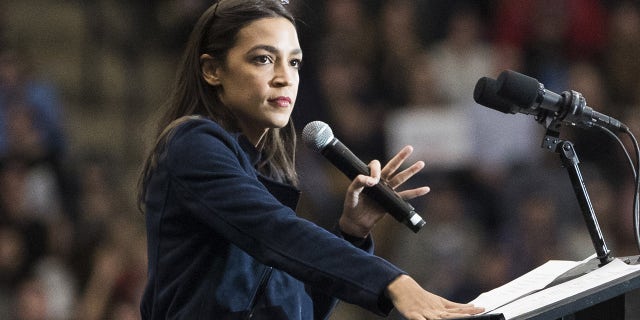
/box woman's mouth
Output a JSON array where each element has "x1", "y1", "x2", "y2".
[{"x1": 268, "y1": 96, "x2": 292, "y2": 108}]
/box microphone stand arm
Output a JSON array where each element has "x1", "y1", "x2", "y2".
[{"x1": 542, "y1": 120, "x2": 613, "y2": 266}]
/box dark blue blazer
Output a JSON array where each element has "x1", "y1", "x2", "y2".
[{"x1": 140, "y1": 118, "x2": 404, "y2": 319}]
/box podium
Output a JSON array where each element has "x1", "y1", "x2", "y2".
[{"x1": 471, "y1": 256, "x2": 640, "y2": 320}]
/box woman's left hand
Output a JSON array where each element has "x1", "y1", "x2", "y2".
[{"x1": 338, "y1": 145, "x2": 430, "y2": 238}]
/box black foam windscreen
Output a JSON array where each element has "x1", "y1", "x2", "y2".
[
  {"x1": 496, "y1": 70, "x2": 540, "y2": 107},
  {"x1": 473, "y1": 77, "x2": 519, "y2": 114}
]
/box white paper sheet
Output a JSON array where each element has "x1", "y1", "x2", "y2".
[
  {"x1": 492, "y1": 258, "x2": 640, "y2": 319},
  {"x1": 469, "y1": 260, "x2": 583, "y2": 312}
]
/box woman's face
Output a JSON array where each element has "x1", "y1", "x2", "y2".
[{"x1": 204, "y1": 17, "x2": 302, "y2": 145}]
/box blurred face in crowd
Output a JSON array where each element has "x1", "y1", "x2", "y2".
[
  {"x1": 0, "y1": 52, "x2": 24, "y2": 89},
  {"x1": 201, "y1": 17, "x2": 302, "y2": 145}
]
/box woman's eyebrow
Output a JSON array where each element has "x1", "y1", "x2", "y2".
[{"x1": 247, "y1": 45, "x2": 302, "y2": 56}]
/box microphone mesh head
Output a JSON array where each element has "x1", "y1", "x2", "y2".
[{"x1": 302, "y1": 121, "x2": 334, "y2": 152}]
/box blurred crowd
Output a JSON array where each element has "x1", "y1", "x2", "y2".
[{"x1": 1, "y1": 0, "x2": 639, "y2": 319}]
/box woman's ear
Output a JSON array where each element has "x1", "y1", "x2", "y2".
[{"x1": 200, "y1": 54, "x2": 221, "y2": 86}]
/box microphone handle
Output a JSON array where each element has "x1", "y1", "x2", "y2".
[
  {"x1": 321, "y1": 138, "x2": 426, "y2": 233},
  {"x1": 584, "y1": 107, "x2": 627, "y2": 132}
]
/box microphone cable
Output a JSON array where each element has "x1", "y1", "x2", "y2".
[{"x1": 581, "y1": 123, "x2": 640, "y2": 255}]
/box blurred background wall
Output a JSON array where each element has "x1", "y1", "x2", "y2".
[{"x1": 0, "y1": 0, "x2": 639, "y2": 319}]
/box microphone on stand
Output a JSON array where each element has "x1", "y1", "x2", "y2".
[{"x1": 474, "y1": 70, "x2": 628, "y2": 132}]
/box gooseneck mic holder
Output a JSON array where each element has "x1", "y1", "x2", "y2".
[{"x1": 543, "y1": 118, "x2": 613, "y2": 266}]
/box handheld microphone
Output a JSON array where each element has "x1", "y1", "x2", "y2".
[
  {"x1": 301, "y1": 121, "x2": 426, "y2": 233},
  {"x1": 494, "y1": 70, "x2": 628, "y2": 132}
]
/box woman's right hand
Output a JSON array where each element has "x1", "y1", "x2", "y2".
[
  {"x1": 339, "y1": 146, "x2": 430, "y2": 238},
  {"x1": 386, "y1": 275, "x2": 485, "y2": 320}
]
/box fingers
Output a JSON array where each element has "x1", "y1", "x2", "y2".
[
  {"x1": 346, "y1": 159, "x2": 381, "y2": 195},
  {"x1": 381, "y1": 145, "x2": 414, "y2": 179},
  {"x1": 408, "y1": 309, "x2": 483, "y2": 320},
  {"x1": 434, "y1": 304, "x2": 485, "y2": 319},
  {"x1": 432, "y1": 311, "x2": 480, "y2": 319},
  {"x1": 443, "y1": 306, "x2": 485, "y2": 315},
  {"x1": 421, "y1": 306, "x2": 485, "y2": 320},
  {"x1": 349, "y1": 147, "x2": 428, "y2": 202},
  {"x1": 396, "y1": 186, "x2": 430, "y2": 200},
  {"x1": 439, "y1": 299, "x2": 485, "y2": 317},
  {"x1": 441, "y1": 298, "x2": 484, "y2": 310},
  {"x1": 368, "y1": 159, "x2": 381, "y2": 184},
  {"x1": 381, "y1": 145, "x2": 414, "y2": 178},
  {"x1": 381, "y1": 146, "x2": 426, "y2": 189},
  {"x1": 387, "y1": 160, "x2": 425, "y2": 189}
]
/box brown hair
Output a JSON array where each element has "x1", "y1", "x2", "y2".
[{"x1": 138, "y1": 0, "x2": 298, "y2": 212}]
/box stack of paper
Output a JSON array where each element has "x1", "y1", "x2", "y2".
[{"x1": 469, "y1": 254, "x2": 640, "y2": 319}]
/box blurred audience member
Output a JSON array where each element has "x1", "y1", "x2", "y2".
[
  {"x1": 376, "y1": 0, "x2": 424, "y2": 108},
  {"x1": 0, "y1": 48, "x2": 66, "y2": 161},
  {"x1": 314, "y1": 0, "x2": 385, "y2": 161},
  {"x1": 492, "y1": 0, "x2": 607, "y2": 91},
  {"x1": 0, "y1": 224, "x2": 26, "y2": 318},
  {"x1": 0, "y1": 47, "x2": 77, "y2": 221},
  {"x1": 11, "y1": 275, "x2": 48, "y2": 320},
  {"x1": 425, "y1": 2, "x2": 495, "y2": 106},
  {"x1": 604, "y1": 0, "x2": 640, "y2": 108}
]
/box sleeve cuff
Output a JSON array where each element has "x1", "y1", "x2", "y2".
[
  {"x1": 377, "y1": 272, "x2": 407, "y2": 316},
  {"x1": 332, "y1": 223, "x2": 374, "y2": 252},
  {"x1": 340, "y1": 231, "x2": 370, "y2": 248}
]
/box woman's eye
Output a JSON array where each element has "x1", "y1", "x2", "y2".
[
  {"x1": 253, "y1": 55, "x2": 273, "y2": 64},
  {"x1": 290, "y1": 58, "x2": 302, "y2": 69}
]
